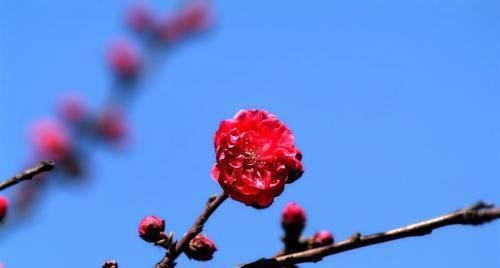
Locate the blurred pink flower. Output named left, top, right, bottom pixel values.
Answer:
left=126, top=2, right=154, bottom=32
left=107, top=39, right=142, bottom=78
left=58, top=91, right=87, bottom=123
left=30, top=119, right=71, bottom=160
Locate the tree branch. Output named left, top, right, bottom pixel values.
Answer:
left=239, top=201, right=500, bottom=268
left=155, top=192, right=229, bottom=268
left=0, top=160, right=55, bottom=192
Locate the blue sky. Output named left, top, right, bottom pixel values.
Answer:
left=0, top=0, right=499, bottom=267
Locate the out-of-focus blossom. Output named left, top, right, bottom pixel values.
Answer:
left=107, top=40, right=142, bottom=78
left=211, top=110, right=303, bottom=208
left=126, top=2, right=154, bottom=32
left=31, top=119, right=71, bottom=160
left=186, top=234, right=217, bottom=261
left=154, top=14, right=185, bottom=43
left=138, top=216, right=166, bottom=243
left=154, top=0, right=213, bottom=44
left=178, top=0, right=213, bottom=32
left=58, top=92, right=87, bottom=123
left=309, top=230, right=334, bottom=248
left=0, top=196, right=8, bottom=222
left=97, top=107, right=128, bottom=144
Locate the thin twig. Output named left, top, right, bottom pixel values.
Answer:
left=239, top=201, right=500, bottom=268
left=155, top=192, right=229, bottom=268
left=0, top=160, right=55, bottom=191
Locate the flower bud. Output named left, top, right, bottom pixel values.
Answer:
left=281, top=202, right=306, bottom=231
left=102, top=260, right=118, bottom=268
left=58, top=92, right=87, bottom=123
left=0, top=196, right=8, bottom=222
left=97, top=107, right=128, bottom=144
left=178, top=0, right=212, bottom=32
left=309, top=230, right=334, bottom=248
left=186, top=234, right=217, bottom=261
left=107, top=39, right=141, bottom=79
left=31, top=119, right=71, bottom=160
left=138, top=216, right=165, bottom=242
left=125, top=3, right=153, bottom=32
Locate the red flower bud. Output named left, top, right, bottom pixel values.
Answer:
left=31, top=119, right=71, bottom=160
left=309, top=231, right=334, bottom=248
left=154, top=15, right=185, bottom=43
left=107, top=40, right=141, bottom=79
left=0, top=196, right=8, bottom=222
left=139, top=216, right=165, bottom=243
left=58, top=92, right=87, bottom=123
left=178, top=0, right=212, bottom=32
left=125, top=3, right=153, bottom=32
left=211, top=110, right=303, bottom=208
left=97, top=107, right=128, bottom=144
left=281, top=202, right=306, bottom=230
left=186, top=234, right=217, bottom=261
left=102, top=260, right=118, bottom=268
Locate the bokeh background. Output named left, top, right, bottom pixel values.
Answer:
left=1, top=0, right=499, bottom=267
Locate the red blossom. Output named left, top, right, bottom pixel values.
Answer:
left=186, top=234, right=217, bottom=261
left=154, top=14, right=186, bottom=43
left=107, top=40, right=141, bottom=78
left=138, top=216, right=165, bottom=243
left=58, top=92, right=87, bottom=122
left=178, top=0, right=213, bottom=32
left=0, top=196, right=8, bottom=222
left=97, top=107, right=128, bottom=143
left=211, top=110, right=303, bottom=208
left=310, top=230, right=334, bottom=248
left=125, top=3, right=154, bottom=32
left=31, top=119, right=71, bottom=160
left=281, top=202, right=306, bottom=230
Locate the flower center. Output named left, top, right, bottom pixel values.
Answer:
left=243, top=150, right=257, bottom=166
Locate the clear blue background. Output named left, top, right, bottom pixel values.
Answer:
left=0, top=0, right=499, bottom=267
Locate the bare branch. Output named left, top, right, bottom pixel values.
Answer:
left=0, top=160, right=55, bottom=191
left=155, top=192, right=229, bottom=268
left=239, top=201, right=500, bottom=268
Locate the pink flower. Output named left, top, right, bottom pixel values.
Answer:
left=31, top=119, right=71, bottom=159
left=97, top=107, right=128, bottom=143
left=309, top=230, right=334, bottom=248
left=58, top=92, right=87, bottom=122
left=138, top=216, right=165, bottom=243
left=125, top=3, right=154, bottom=32
left=107, top=40, right=141, bottom=78
left=178, top=0, right=212, bottom=32
left=281, top=202, right=306, bottom=230
left=211, top=110, right=303, bottom=208
left=186, top=234, right=217, bottom=261
left=154, top=14, right=185, bottom=43
left=0, top=196, right=8, bottom=222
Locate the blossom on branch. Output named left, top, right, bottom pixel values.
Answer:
left=31, top=119, right=72, bottom=160
left=281, top=202, right=307, bottom=231
left=309, top=230, right=334, bottom=248
left=107, top=39, right=142, bottom=79
left=139, top=216, right=166, bottom=243
left=126, top=3, right=154, bottom=32
left=186, top=234, right=217, bottom=261
left=211, top=110, right=304, bottom=208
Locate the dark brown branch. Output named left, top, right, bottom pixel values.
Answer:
left=239, top=201, right=500, bottom=268
left=155, top=192, right=229, bottom=268
left=0, top=160, right=55, bottom=191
